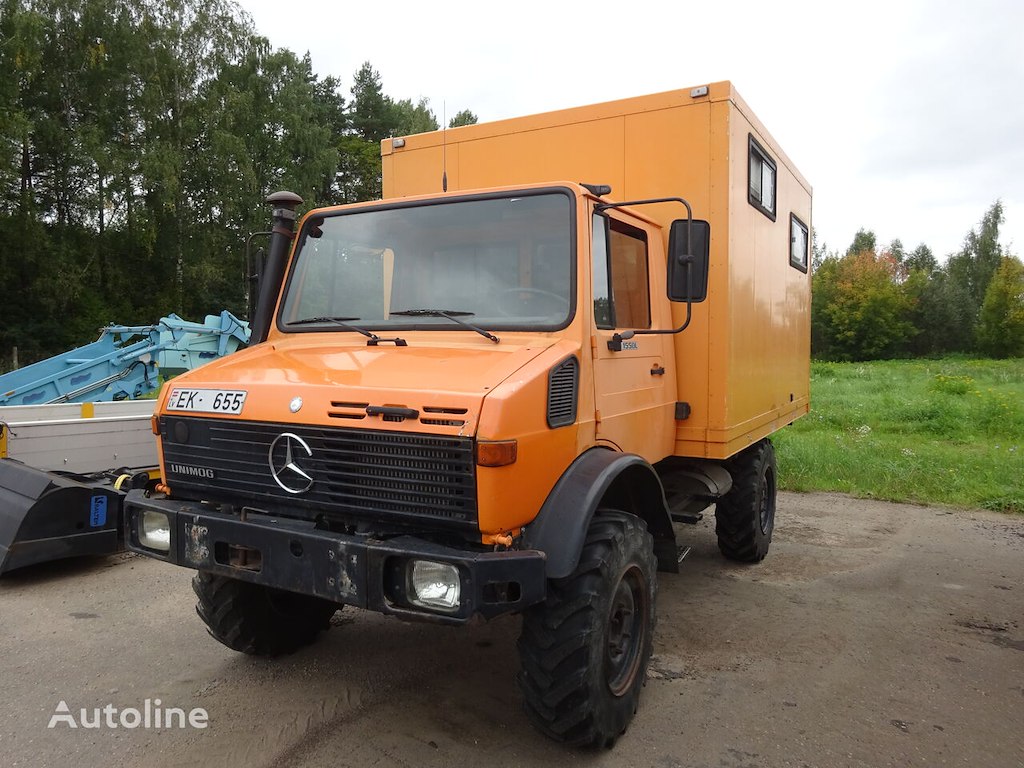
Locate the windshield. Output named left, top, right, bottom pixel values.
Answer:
left=278, top=191, right=574, bottom=333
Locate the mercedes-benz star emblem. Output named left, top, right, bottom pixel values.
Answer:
left=268, top=433, right=314, bottom=494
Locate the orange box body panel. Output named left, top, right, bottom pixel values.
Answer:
left=381, top=82, right=812, bottom=459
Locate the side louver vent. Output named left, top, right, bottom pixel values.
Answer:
left=547, top=356, right=579, bottom=428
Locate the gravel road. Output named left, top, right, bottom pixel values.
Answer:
left=1, top=492, right=1021, bottom=768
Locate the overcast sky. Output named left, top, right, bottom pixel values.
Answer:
left=237, top=0, right=1022, bottom=261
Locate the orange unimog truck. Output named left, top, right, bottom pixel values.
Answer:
left=125, top=81, right=811, bottom=747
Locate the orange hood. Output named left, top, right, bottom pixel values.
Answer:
left=159, top=333, right=563, bottom=436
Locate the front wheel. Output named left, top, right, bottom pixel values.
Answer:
left=192, top=572, right=339, bottom=656
left=715, top=438, right=777, bottom=562
left=517, top=510, right=657, bottom=748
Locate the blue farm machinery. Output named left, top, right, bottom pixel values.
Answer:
left=0, top=312, right=249, bottom=574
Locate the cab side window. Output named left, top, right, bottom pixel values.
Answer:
left=592, top=214, right=651, bottom=330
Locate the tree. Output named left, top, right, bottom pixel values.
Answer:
left=334, top=134, right=381, bottom=203
left=810, top=228, right=829, bottom=273
left=900, top=243, right=963, bottom=356
left=391, top=97, right=438, bottom=136
left=0, top=1, right=472, bottom=364
left=889, top=238, right=906, bottom=265
left=962, top=201, right=1005, bottom=307
left=340, top=64, right=447, bottom=202
left=449, top=109, right=478, bottom=128
left=810, top=253, right=839, bottom=356
left=309, top=70, right=348, bottom=205
left=812, top=247, right=915, bottom=361
left=903, top=267, right=970, bottom=356
left=846, top=228, right=877, bottom=257
left=946, top=201, right=1005, bottom=316
left=904, top=244, right=937, bottom=274
left=187, top=45, right=340, bottom=314
left=349, top=61, right=392, bottom=143
left=976, top=256, right=1024, bottom=358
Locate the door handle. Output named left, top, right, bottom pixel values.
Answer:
left=650, top=366, right=666, bottom=376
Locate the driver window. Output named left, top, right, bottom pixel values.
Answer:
left=592, top=215, right=651, bottom=330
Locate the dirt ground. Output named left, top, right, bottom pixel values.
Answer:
left=0, top=492, right=1021, bottom=768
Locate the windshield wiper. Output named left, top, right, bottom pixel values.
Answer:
left=289, top=316, right=408, bottom=346
left=289, top=316, right=379, bottom=340
left=390, top=309, right=500, bottom=344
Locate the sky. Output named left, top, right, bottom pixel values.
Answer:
left=236, top=0, right=1023, bottom=261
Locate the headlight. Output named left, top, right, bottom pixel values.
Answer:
left=138, top=510, right=171, bottom=552
left=408, top=560, right=461, bottom=612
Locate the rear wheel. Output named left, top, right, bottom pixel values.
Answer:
left=517, top=510, right=657, bottom=748
left=192, top=572, right=339, bottom=656
left=715, top=438, right=776, bottom=562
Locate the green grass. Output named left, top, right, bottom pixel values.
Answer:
left=774, top=358, right=1024, bottom=513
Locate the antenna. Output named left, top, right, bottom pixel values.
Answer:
left=442, top=101, right=448, bottom=192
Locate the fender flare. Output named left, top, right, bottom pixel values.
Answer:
left=521, top=447, right=677, bottom=579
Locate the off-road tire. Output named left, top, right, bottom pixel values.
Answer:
left=193, top=571, right=339, bottom=656
left=517, top=510, right=657, bottom=748
left=715, top=438, right=776, bottom=562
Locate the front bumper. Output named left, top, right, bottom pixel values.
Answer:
left=123, top=490, right=546, bottom=624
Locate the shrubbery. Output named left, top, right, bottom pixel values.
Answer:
left=813, top=203, right=1022, bottom=361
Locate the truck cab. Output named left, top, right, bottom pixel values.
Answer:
left=130, top=180, right=703, bottom=605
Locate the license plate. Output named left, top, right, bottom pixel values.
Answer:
left=166, top=388, right=247, bottom=415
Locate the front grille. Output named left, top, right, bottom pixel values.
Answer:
left=160, top=417, right=477, bottom=528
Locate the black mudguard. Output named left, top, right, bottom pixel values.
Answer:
left=0, top=459, right=128, bottom=574
left=521, top=448, right=677, bottom=579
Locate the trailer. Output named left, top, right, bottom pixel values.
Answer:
left=0, top=400, right=158, bottom=574
left=0, top=312, right=250, bottom=574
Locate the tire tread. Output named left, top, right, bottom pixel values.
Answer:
left=192, top=571, right=338, bottom=656
left=715, top=439, right=776, bottom=562
left=518, top=511, right=656, bottom=748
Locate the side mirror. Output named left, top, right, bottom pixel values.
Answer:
left=667, top=219, right=710, bottom=302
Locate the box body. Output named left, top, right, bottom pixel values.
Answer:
left=382, top=82, right=811, bottom=459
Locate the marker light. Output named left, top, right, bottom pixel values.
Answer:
left=476, top=439, right=518, bottom=467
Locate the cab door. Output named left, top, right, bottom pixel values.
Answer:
left=590, top=211, right=677, bottom=462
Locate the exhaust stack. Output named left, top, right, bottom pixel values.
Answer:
left=250, top=191, right=303, bottom=344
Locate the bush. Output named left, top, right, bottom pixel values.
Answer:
left=929, top=374, right=973, bottom=396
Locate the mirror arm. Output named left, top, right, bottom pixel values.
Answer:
left=595, top=195, right=702, bottom=351
left=595, top=196, right=693, bottom=219
left=596, top=196, right=694, bottom=263
left=608, top=262, right=693, bottom=351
